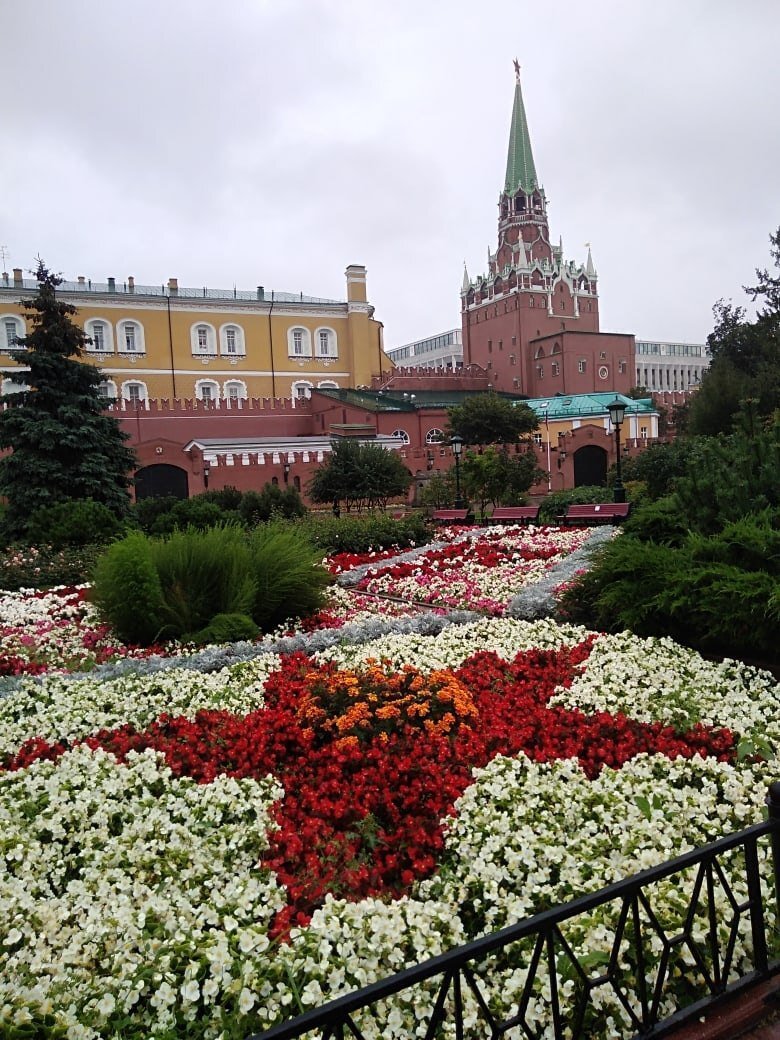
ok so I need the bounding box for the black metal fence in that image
[248,782,780,1040]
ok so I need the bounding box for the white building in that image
[385,329,463,369]
[635,340,709,392]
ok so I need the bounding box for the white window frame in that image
[117,320,145,354]
[220,323,245,356]
[314,326,338,358]
[288,326,312,358]
[223,379,248,401]
[391,429,410,445]
[1,314,24,352]
[190,322,217,356]
[317,380,339,389]
[425,428,445,445]
[98,379,118,400]
[195,379,220,402]
[1,376,28,396]
[121,380,148,403]
[84,317,114,354]
[578,359,587,373]
[291,380,314,403]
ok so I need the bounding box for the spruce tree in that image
[0,263,137,538]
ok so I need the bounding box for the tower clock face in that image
[598,366,609,380]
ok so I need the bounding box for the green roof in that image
[504,72,539,196]
[315,388,529,413]
[521,393,656,421]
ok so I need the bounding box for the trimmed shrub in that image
[248,521,331,630]
[299,511,429,554]
[91,533,166,645]
[190,612,259,645]
[537,487,611,525]
[149,498,228,536]
[92,521,331,645]
[25,499,124,549]
[148,524,256,639]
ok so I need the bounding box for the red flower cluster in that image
[326,548,407,575]
[4,645,735,937]
[356,537,560,587]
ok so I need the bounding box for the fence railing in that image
[248,782,780,1040]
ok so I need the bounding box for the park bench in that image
[560,502,632,525]
[431,509,471,524]
[488,505,540,525]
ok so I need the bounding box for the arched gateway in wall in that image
[573,444,608,487]
[135,464,189,500]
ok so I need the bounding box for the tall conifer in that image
[0,262,137,537]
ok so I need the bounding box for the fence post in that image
[766,782,780,938]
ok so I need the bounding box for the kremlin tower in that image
[460,62,634,398]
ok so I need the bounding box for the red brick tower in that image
[460,62,634,397]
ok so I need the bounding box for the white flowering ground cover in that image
[1,535,780,1038]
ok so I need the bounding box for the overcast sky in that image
[2,0,778,349]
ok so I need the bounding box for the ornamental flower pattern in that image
[0,533,779,1039]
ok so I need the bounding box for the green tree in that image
[461,446,545,515]
[307,438,412,513]
[688,229,780,435]
[447,394,538,447]
[0,263,136,538]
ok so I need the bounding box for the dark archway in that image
[573,444,608,487]
[135,464,189,500]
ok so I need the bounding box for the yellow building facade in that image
[0,264,388,403]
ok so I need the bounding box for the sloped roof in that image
[521,393,656,420]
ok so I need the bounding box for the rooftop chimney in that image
[257,285,265,301]
[107,277,116,292]
[77,275,86,286]
[128,276,135,293]
[13,268,23,287]
[168,277,178,296]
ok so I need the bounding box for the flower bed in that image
[349,526,595,613]
[1,605,779,1039]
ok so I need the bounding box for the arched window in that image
[223,379,248,401]
[117,320,145,354]
[84,318,114,354]
[220,324,245,356]
[1,314,25,352]
[534,346,545,359]
[551,341,561,355]
[315,327,338,358]
[195,379,220,402]
[426,428,445,445]
[317,379,339,389]
[391,429,410,445]
[97,379,118,400]
[292,380,313,403]
[288,327,312,358]
[121,380,148,403]
[191,323,217,356]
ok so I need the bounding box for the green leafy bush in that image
[91,533,166,645]
[92,521,330,645]
[238,484,307,526]
[248,521,331,630]
[557,533,780,662]
[25,499,124,549]
[130,496,181,534]
[0,544,104,591]
[200,485,244,512]
[687,512,780,575]
[537,487,611,524]
[149,498,228,535]
[620,497,691,546]
[298,511,429,554]
[190,612,259,645]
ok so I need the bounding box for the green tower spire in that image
[504,60,539,196]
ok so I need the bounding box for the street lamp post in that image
[283,462,290,485]
[606,397,627,503]
[203,462,210,490]
[450,436,465,509]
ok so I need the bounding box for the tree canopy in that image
[687,228,780,436]
[447,394,538,447]
[307,438,412,513]
[461,446,546,516]
[0,263,137,538]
